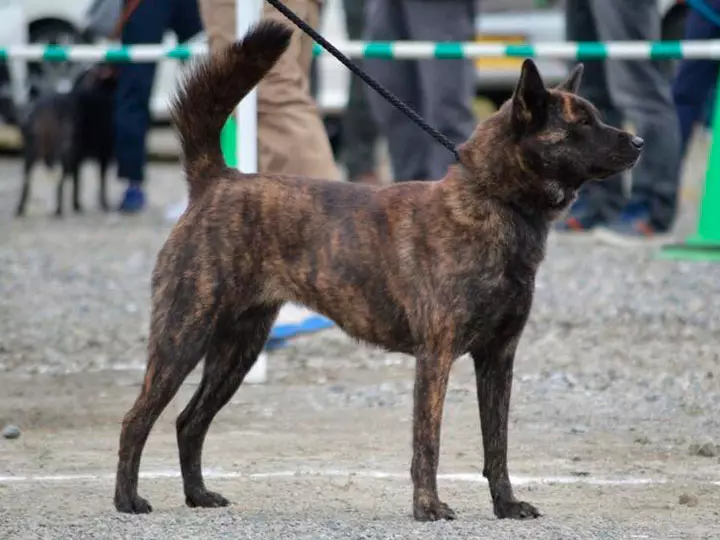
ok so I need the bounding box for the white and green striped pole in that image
[6,40,720,61]
[228,0,262,175]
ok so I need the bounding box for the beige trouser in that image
[198,0,340,180]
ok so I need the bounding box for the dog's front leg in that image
[99,160,109,211]
[472,339,540,520]
[16,159,33,217]
[411,351,455,521]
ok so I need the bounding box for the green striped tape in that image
[41,45,69,62]
[575,42,607,59]
[649,41,683,59]
[105,48,131,63]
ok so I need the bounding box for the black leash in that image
[263,0,461,163]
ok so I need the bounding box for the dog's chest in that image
[452,253,538,353]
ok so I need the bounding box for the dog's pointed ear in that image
[512,58,548,134]
[555,63,584,94]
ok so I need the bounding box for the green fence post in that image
[659,71,720,261]
[220,115,237,168]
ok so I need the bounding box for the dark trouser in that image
[363,0,476,182]
[115,0,202,185]
[566,0,682,230]
[672,2,720,159]
[341,0,379,180]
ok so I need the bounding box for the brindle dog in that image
[113,21,643,520]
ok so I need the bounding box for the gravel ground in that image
[1,129,720,539]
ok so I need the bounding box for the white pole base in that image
[244,351,268,384]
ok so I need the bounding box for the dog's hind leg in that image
[176,303,280,508]
[71,162,83,213]
[411,349,456,521]
[98,159,109,211]
[15,157,33,217]
[114,299,216,514]
[54,171,65,217]
[471,336,541,520]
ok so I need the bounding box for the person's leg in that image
[363,0,429,182]
[171,0,203,44]
[198,0,235,54]
[256,0,340,180]
[672,5,720,159]
[114,0,172,212]
[200,0,338,180]
[558,0,626,232]
[341,0,380,184]
[703,86,716,129]
[404,0,476,181]
[591,0,682,240]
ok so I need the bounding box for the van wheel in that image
[28,20,89,101]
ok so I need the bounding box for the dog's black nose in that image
[631,136,644,149]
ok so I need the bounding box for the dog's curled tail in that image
[169,21,292,197]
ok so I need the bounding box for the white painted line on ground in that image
[0,467,702,486]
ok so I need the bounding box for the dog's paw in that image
[185,489,231,509]
[114,494,153,514]
[413,497,456,521]
[494,499,541,520]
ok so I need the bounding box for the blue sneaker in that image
[119,184,146,213]
[594,203,672,246]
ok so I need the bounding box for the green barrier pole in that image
[220,116,237,168]
[659,70,720,261]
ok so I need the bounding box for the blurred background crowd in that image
[3,0,719,246]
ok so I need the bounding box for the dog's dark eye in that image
[578,116,592,126]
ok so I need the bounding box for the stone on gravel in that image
[688,441,720,458]
[678,493,699,507]
[2,424,21,439]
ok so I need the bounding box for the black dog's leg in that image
[177,304,279,508]
[16,156,33,217]
[99,159,109,211]
[472,337,541,520]
[72,162,83,213]
[411,350,455,521]
[54,170,66,217]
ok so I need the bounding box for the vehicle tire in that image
[0,63,16,125]
[28,20,89,101]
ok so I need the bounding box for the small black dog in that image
[16,65,117,217]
